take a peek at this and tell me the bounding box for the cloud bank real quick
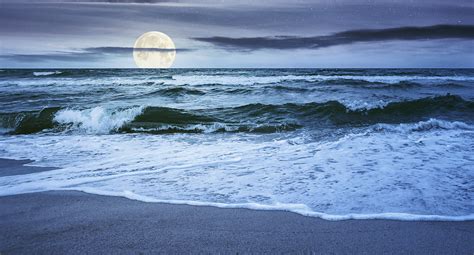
[194,25,474,51]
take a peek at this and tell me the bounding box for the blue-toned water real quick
[0,68,473,220]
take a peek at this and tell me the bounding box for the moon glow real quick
[133,31,176,68]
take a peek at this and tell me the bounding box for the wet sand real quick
[0,158,473,254]
[0,190,472,254]
[0,158,57,177]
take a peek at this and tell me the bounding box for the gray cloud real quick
[86,0,174,2]
[0,53,98,63]
[194,25,474,51]
[0,47,191,62]
[87,47,191,53]
[7,0,178,3]
[3,1,473,39]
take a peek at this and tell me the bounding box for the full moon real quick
[133,31,176,68]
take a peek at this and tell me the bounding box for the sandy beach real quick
[1,165,473,254]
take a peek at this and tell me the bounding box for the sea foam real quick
[166,74,474,86]
[1,68,473,221]
[33,71,62,76]
[0,119,472,221]
[54,106,144,134]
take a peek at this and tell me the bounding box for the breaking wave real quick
[1,95,472,135]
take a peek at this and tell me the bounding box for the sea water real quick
[0,68,473,220]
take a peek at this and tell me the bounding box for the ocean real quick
[0,68,473,220]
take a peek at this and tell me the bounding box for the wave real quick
[125,123,301,134]
[0,107,61,134]
[1,95,473,135]
[167,75,316,86]
[372,118,474,133]
[263,79,465,90]
[160,74,474,87]
[144,87,206,97]
[318,79,423,89]
[266,85,310,92]
[53,106,145,134]
[2,68,473,84]
[1,115,473,220]
[148,73,474,86]
[33,71,63,76]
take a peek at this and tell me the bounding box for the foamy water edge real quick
[2,186,473,221]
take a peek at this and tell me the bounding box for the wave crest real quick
[373,118,474,133]
[54,106,144,134]
[1,95,472,135]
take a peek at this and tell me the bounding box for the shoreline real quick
[1,190,473,254]
[53,187,474,222]
[1,158,473,253]
[1,158,472,222]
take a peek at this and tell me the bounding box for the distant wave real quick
[164,74,474,86]
[264,85,310,92]
[144,86,206,97]
[33,71,63,76]
[1,95,473,135]
[318,79,425,89]
[3,69,471,84]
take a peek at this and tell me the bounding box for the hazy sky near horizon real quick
[1,0,473,68]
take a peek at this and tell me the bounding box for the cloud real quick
[0,47,191,62]
[7,0,178,3]
[194,25,474,51]
[2,1,473,41]
[89,0,174,2]
[86,47,191,53]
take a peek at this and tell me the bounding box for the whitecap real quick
[53,106,144,134]
[33,71,62,76]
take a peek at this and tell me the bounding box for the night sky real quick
[1,0,473,68]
